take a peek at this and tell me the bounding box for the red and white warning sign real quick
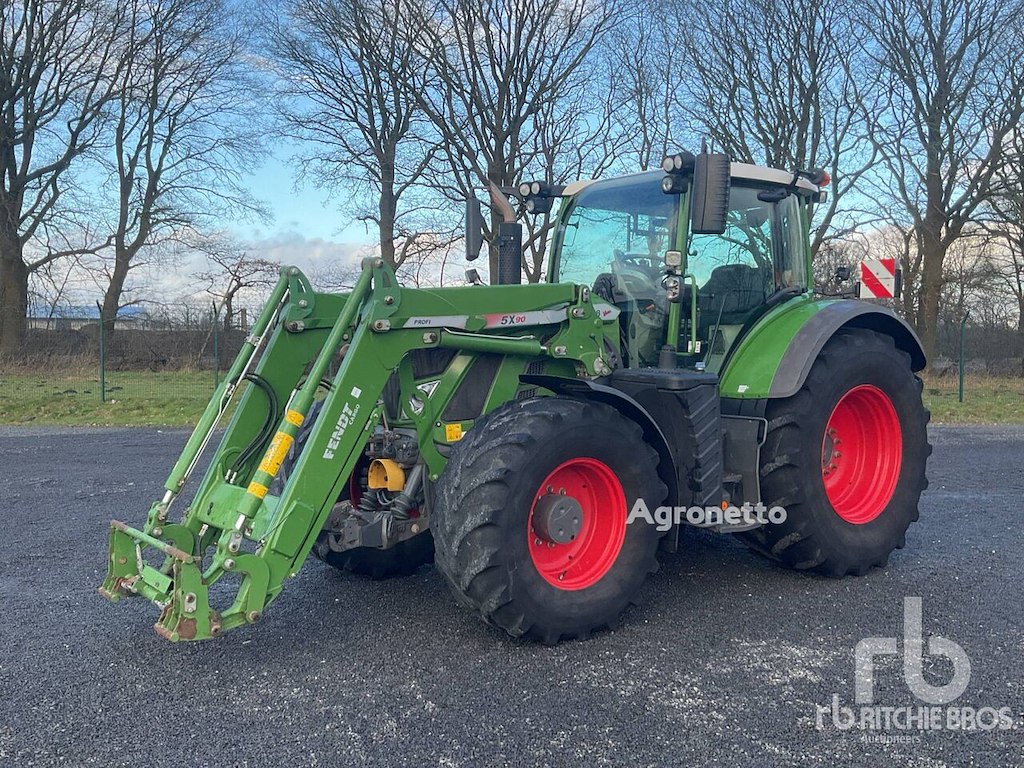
[859,258,897,299]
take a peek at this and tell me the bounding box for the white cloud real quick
[248,230,367,273]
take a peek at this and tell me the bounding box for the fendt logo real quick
[322,387,362,461]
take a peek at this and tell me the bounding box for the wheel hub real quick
[531,493,583,544]
[821,428,841,475]
[821,384,902,524]
[527,457,627,590]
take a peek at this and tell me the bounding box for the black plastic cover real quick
[610,367,719,391]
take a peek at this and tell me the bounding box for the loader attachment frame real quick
[100,257,618,641]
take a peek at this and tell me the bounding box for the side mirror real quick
[465,197,484,261]
[690,152,731,235]
[835,265,851,282]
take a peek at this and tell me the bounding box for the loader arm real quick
[100,258,619,641]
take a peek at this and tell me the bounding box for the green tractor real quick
[100,151,930,644]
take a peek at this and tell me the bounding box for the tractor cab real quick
[548,161,823,373]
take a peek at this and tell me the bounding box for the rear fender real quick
[718,299,925,400]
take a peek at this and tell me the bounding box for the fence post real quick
[96,300,106,404]
[958,310,970,404]
[212,301,220,390]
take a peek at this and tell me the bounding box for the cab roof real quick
[561,163,820,197]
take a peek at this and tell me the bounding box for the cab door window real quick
[687,186,774,327]
[776,193,808,289]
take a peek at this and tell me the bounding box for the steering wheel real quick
[613,250,659,273]
[610,249,665,313]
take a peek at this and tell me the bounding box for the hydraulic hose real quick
[229,374,279,478]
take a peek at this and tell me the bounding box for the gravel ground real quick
[0,425,1021,767]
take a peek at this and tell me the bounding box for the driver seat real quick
[698,264,769,325]
[593,272,663,368]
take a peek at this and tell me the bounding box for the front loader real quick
[101,151,930,643]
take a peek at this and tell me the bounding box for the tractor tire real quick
[736,328,930,576]
[274,399,434,579]
[433,396,667,643]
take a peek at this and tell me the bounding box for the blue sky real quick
[239,153,368,244]
[208,151,385,287]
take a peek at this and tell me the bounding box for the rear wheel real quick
[737,329,930,576]
[433,397,667,643]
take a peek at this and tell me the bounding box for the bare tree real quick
[309,257,367,293]
[268,0,448,272]
[0,0,130,354]
[27,254,83,328]
[681,0,876,255]
[95,0,264,336]
[938,232,1002,326]
[515,56,623,281]
[396,236,462,286]
[982,130,1024,332]
[412,0,621,280]
[605,9,685,172]
[861,0,1024,359]
[197,243,280,330]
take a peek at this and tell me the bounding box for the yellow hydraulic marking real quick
[445,423,464,442]
[257,432,294,477]
[247,482,269,499]
[285,409,304,427]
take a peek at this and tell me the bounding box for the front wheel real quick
[433,397,667,643]
[737,328,931,576]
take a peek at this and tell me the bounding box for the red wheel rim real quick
[528,458,626,590]
[821,384,902,524]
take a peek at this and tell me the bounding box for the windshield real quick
[552,172,679,287]
[550,172,678,368]
[548,171,811,370]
